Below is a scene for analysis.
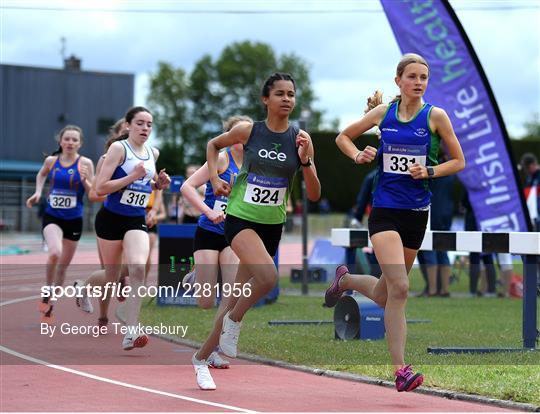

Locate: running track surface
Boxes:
[1,243,510,412]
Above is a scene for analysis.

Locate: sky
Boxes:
[1,0,539,139]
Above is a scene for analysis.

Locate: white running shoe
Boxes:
[207,351,230,369]
[192,354,216,390]
[219,311,242,358]
[74,280,94,314]
[182,270,196,291]
[122,333,149,351]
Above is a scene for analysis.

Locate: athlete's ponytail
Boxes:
[365,90,384,114]
[104,118,128,151]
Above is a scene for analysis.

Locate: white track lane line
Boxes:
[0,295,258,413]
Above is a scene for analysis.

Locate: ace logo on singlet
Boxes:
[258,143,287,161]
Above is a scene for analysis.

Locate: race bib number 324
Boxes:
[243,174,287,206]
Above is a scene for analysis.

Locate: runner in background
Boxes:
[26,125,95,324]
[145,189,167,278]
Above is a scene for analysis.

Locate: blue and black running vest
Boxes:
[372,101,440,210]
[45,156,85,220]
[104,140,156,217]
[198,147,240,235]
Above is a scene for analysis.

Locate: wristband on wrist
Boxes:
[300,157,312,167]
[354,151,362,164]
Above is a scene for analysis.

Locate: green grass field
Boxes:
[141,267,540,405]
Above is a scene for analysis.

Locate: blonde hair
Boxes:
[222,115,253,132]
[366,53,430,109]
[365,90,384,113]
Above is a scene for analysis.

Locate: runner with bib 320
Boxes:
[26,125,95,325]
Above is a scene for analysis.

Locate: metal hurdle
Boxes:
[331,229,540,353]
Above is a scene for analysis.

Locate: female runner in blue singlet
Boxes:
[26,125,95,324]
[326,54,465,392]
[76,106,170,351]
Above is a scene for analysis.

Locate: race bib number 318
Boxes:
[120,190,149,207]
[382,143,427,175]
[243,174,287,206]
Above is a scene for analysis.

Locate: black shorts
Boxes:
[193,226,229,252]
[148,224,158,234]
[42,213,83,242]
[224,214,282,257]
[368,207,429,250]
[95,207,147,241]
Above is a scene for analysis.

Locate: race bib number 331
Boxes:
[382,143,427,175]
[243,174,287,206]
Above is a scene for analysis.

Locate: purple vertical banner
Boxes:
[380,0,530,232]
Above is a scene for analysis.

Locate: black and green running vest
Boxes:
[227,121,300,224]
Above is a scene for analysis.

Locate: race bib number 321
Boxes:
[382,143,427,175]
[243,174,287,206]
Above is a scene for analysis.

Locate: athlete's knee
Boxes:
[387,280,409,300]
[48,248,62,262]
[258,268,278,292]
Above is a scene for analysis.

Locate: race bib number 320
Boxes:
[382,143,427,175]
[49,194,76,209]
[243,174,287,206]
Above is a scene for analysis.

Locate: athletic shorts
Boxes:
[95,207,147,241]
[193,226,229,252]
[42,213,83,242]
[368,207,428,250]
[224,214,282,257]
[148,224,158,234]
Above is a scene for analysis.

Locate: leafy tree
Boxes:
[146,62,191,173]
[522,113,540,141]
[147,41,326,174]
